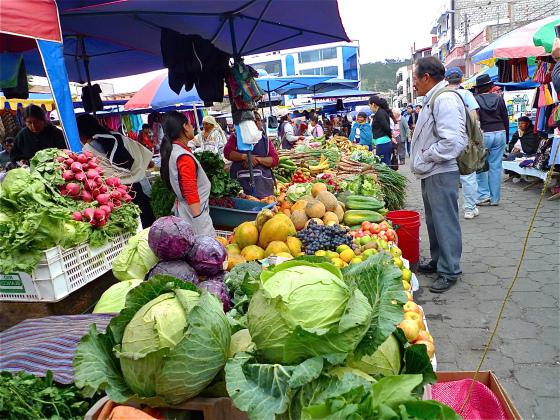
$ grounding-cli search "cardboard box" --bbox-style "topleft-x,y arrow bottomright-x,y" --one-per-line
436,371 -> 521,420
85,396 -> 248,420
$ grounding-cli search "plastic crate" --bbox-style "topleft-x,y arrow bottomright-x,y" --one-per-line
210,198 -> 275,229
0,233 -> 132,302
216,229 -> 233,240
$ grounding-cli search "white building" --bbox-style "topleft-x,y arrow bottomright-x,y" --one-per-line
244,41 -> 360,81
395,65 -> 413,107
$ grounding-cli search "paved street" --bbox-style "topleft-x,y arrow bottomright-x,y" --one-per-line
400,165 -> 559,419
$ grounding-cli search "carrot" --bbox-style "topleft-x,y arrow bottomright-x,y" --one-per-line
108,406 -> 158,420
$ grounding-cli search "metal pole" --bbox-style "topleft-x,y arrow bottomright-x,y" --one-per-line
80,37 -> 97,117
267,81 -> 273,116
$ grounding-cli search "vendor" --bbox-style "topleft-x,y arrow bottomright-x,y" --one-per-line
507,116 -> 539,157
10,104 -> 66,164
349,112 -> 373,149
188,115 -> 227,157
369,95 -> 395,166
160,111 -> 215,236
138,124 -> 154,151
278,110 -> 304,149
224,111 -> 279,198
0,137 -> 14,167
76,114 -> 156,228
307,115 -> 324,138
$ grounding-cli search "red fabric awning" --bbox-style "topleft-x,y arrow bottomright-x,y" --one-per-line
0,0 -> 62,48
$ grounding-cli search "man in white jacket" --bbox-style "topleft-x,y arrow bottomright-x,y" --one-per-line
410,57 -> 468,293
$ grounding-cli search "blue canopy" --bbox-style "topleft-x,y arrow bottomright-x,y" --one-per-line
311,88 -> 375,99
256,75 -> 333,94
278,78 -> 359,95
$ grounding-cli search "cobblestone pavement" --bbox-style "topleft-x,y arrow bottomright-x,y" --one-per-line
400,165 -> 559,419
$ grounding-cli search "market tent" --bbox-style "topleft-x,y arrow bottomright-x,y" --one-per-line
278,78 -> 359,96
59,0 -> 350,59
256,75 -> 333,94
0,0 -> 81,151
533,16 -> 560,53
124,73 -> 203,111
462,64 -> 538,89
311,88 -> 376,100
1,92 -> 57,111
472,16 -> 560,65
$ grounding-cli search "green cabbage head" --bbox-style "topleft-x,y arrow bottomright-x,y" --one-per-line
346,333 -> 401,377
74,276 -> 231,405
247,260 -> 372,364
112,228 -> 158,281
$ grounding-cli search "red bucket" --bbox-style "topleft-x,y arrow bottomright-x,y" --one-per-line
386,210 -> 421,264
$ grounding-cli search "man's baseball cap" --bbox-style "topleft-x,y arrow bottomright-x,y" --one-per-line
445,67 -> 463,79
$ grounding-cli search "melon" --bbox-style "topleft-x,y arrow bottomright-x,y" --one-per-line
305,199 -> 326,219
291,209 -> 308,231
316,190 -> 338,212
311,183 -> 327,197
323,211 -> 339,224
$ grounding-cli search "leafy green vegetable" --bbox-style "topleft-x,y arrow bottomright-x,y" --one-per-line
149,176 -> 175,218
195,151 -> 241,198
373,163 -> 408,210
0,370 -> 100,420
224,261 -> 262,317
344,253 -> 407,358
93,279 -> 143,313
247,260 -> 372,364
73,275 -> 231,405
286,183 -> 313,202
112,228 -> 158,281
347,333 -> 401,377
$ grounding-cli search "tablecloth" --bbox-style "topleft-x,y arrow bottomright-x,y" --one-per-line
0,314 -> 114,384
502,160 -> 548,180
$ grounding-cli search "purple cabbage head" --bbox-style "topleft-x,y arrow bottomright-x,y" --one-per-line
147,260 -> 199,285
199,278 -> 231,312
187,235 -> 227,276
148,216 -> 195,260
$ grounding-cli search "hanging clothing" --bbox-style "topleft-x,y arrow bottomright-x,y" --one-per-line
0,109 -> 20,138
161,29 -> 229,104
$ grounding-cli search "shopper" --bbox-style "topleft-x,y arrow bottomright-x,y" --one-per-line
444,67 -> 481,220
392,109 -> 407,164
349,112 -> 373,149
10,104 -> 66,164
398,108 -> 410,163
474,74 -> 509,206
138,123 -> 154,151
189,115 -> 227,158
369,95 -> 394,165
405,104 -> 416,156
159,111 -> 215,236
224,110 -> 279,198
0,136 -> 14,167
278,110 -> 304,149
410,56 -> 467,293
307,115 -> 324,138
76,114 -> 156,228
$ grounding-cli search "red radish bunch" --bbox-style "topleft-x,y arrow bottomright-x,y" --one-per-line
57,151 -> 134,228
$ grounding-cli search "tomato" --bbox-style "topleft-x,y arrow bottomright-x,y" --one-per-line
369,223 -> 381,234
361,221 -> 372,231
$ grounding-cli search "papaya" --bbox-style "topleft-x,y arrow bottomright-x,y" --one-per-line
234,221 -> 259,249
241,245 -> 265,261
311,183 -> 327,197
265,241 -> 291,257
227,253 -> 247,270
291,209 -> 308,231
291,199 -> 308,212
286,237 -> 302,256
258,213 -> 296,248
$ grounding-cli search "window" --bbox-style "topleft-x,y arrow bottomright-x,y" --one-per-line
251,60 -> 282,76
298,47 -> 337,63
299,66 -> 338,76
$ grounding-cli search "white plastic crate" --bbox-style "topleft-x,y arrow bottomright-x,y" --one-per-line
0,233 -> 132,302
216,229 -> 233,240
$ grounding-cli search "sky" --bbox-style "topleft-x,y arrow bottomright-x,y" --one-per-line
95,1 -> 444,93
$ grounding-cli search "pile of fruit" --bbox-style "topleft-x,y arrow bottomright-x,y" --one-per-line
297,220 -> 353,256
399,300 -> 435,359
290,168 -> 313,184
225,211 -> 303,268
288,184 -> 345,229
352,220 -> 397,245
341,195 -> 387,228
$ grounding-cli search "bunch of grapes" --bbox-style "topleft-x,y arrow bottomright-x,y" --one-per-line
297,220 -> 354,255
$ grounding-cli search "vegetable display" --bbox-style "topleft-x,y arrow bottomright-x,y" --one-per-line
0,149 -> 140,274
112,228 -> 158,281
194,151 -> 241,198
147,260 -> 199,285
372,162 -> 408,210
187,235 -> 227,276
73,275 -> 231,405
149,176 -> 175,218
148,216 -> 195,261
93,279 -> 143,314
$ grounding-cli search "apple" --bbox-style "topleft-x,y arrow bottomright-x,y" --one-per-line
393,257 -> 404,268
361,221 -> 372,231
385,229 -> 396,242
403,301 -> 421,314
404,311 -> 425,330
401,268 -> 412,282
379,221 -> 391,231
415,340 -> 435,359
369,223 -> 381,234
378,239 -> 389,249
398,319 -> 420,342
416,330 -> 433,343
405,291 -> 413,301
360,235 -> 372,245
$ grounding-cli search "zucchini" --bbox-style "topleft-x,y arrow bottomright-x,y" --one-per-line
346,195 -> 385,211
343,210 -> 385,226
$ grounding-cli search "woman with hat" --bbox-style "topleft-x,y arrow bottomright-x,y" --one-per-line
507,116 -> 539,157
224,110 -> 279,198
189,115 -> 227,158
278,109 -> 304,149
474,74 -> 509,206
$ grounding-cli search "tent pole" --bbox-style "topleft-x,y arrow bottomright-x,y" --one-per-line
267,81 -> 273,116
80,37 -> 96,117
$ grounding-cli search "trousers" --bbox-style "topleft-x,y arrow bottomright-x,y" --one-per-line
477,130 -> 507,204
460,172 -> 477,211
421,171 -> 462,277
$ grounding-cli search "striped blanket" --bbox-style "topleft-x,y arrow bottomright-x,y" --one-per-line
0,314 -> 114,384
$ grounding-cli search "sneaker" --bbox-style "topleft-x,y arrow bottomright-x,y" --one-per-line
418,260 -> 437,273
464,207 -> 479,219
429,276 -> 457,293
490,202 -> 499,206
476,197 -> 491,206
